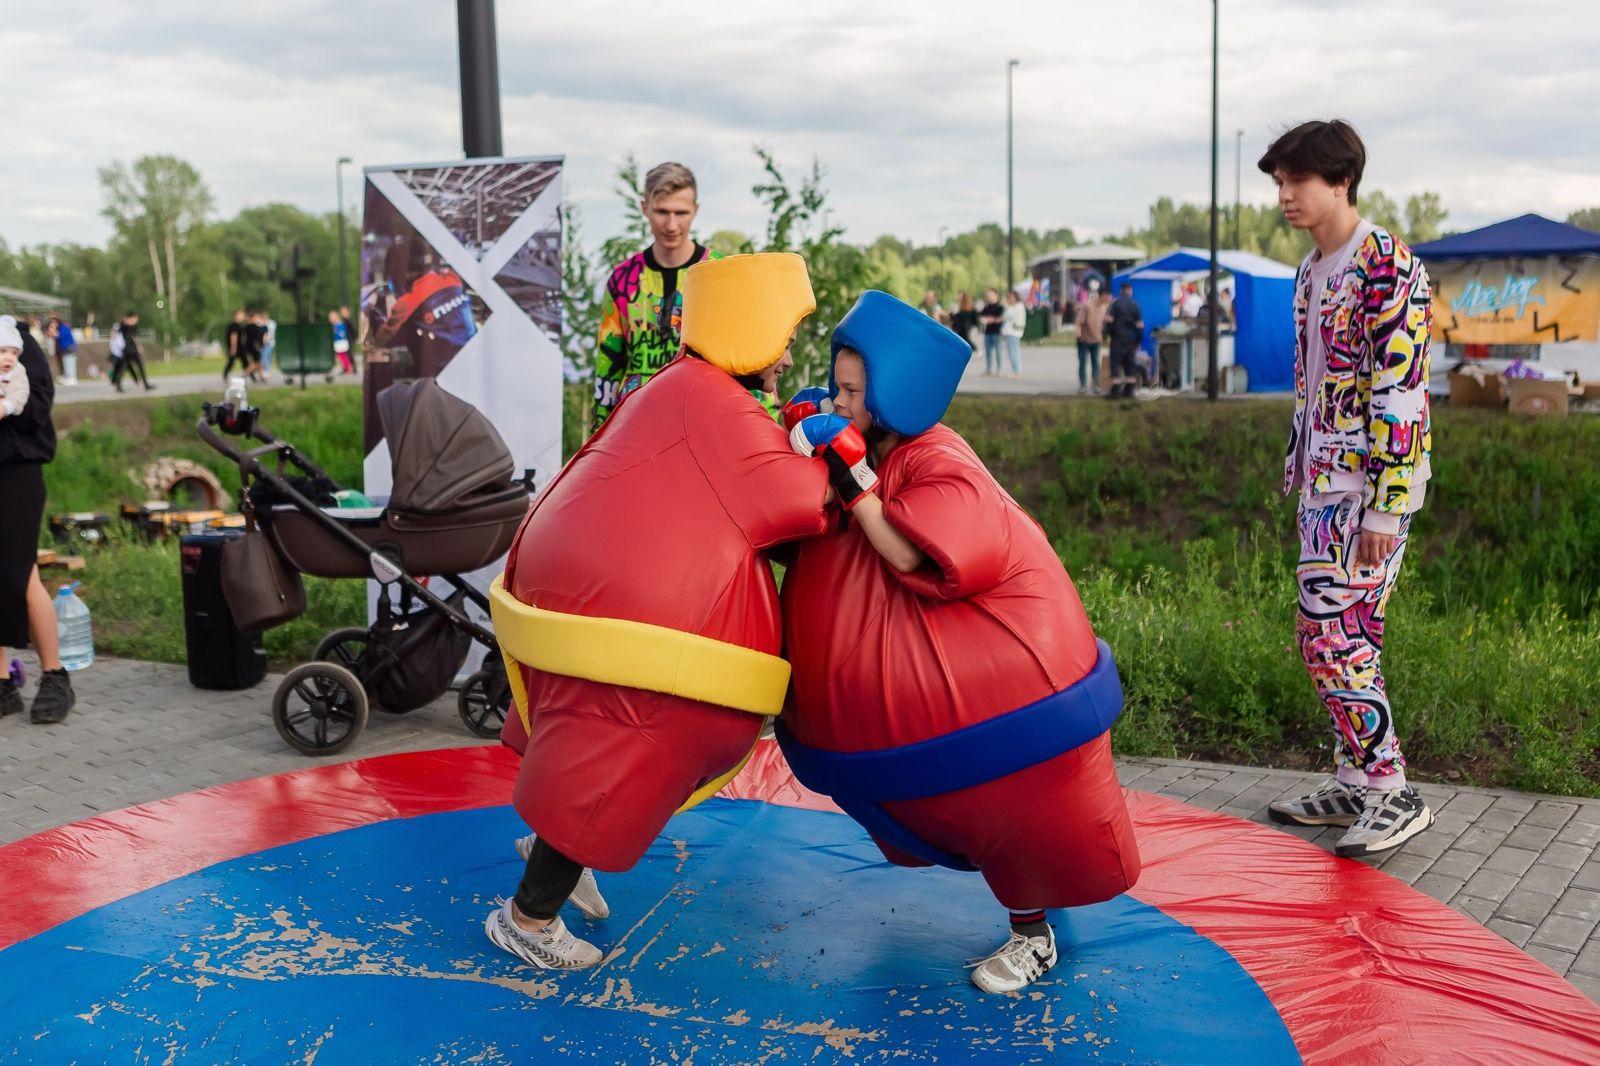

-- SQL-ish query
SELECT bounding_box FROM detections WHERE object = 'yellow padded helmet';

[680,252,816,375]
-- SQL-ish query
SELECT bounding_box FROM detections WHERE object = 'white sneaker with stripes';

[968,926,1057,994]
[484,901,603,971]
[1268,778,1366,827]
[1335,786,1434,857]
[514,834,611,920]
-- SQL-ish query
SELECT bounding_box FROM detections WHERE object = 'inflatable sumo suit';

[777,291,1141,909]
[491,253,830,872]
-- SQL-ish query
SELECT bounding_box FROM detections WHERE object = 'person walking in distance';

[1000,289,1026,377]
[223,310,248,381]
[977,288,1004,376]
[1103,283,1143,399]
[1258,119,1435,858]
[110,312,154,392]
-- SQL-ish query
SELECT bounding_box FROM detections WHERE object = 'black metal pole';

[457,0,503,158]
[1233,130,1243,248]
[1207,2,1221,402]
[1006,59,1018,292]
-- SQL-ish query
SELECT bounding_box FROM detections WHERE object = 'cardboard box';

[1508,377,1569,417]
[1580,380,1600,401]
[1449,368,1505,407]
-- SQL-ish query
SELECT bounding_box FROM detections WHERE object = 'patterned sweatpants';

[1295,494,1413,789]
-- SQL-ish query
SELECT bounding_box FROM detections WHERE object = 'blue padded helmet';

[829,291,972,436]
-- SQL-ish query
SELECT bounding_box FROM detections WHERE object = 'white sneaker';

[968,926,1057,994]
[1267,777,1366,827]
[484,901,603,971]
[514,834,611,920]
[1335,786,1435,857]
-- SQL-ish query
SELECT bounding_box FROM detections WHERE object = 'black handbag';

[220,508,306,633]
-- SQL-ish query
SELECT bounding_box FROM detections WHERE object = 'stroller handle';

[198,402,337,486]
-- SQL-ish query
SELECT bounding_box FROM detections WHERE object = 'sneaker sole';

[1267,807,1359,828]
[484,911,598,971]
[1334,806,1436,858]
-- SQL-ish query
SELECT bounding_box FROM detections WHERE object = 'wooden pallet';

[36,549,86,571]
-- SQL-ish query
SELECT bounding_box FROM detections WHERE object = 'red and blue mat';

[1,744,1597,1063]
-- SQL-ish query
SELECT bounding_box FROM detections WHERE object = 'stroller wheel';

[314,627,371,684]
[458,669,510,739]
[273,662,369,755]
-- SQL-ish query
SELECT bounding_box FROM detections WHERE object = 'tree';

[1568,207,1600,232]
[558,205,603,379]
[98,156,214,345]
[749,147,882,387]
[1404,192,1448,244]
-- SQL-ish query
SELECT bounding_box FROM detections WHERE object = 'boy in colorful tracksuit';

[1258,120,1436,856]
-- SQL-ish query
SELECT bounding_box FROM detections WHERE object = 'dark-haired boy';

[1258,120,1435,857]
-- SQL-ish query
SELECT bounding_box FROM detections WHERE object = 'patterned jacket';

[591,245,718,428]
[1284,226,1432,526]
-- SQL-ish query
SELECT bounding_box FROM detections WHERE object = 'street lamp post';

[1206,2,1221,402]
[1234,129,1244,249]
[1006,59,1019,293]
[457,0,503,158]
[336,156,352,320]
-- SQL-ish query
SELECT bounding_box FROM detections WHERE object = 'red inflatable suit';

[500,355,829,871]
[782,425,1141,909]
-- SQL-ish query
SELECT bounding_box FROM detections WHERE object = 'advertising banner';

[1431,256,1600,345]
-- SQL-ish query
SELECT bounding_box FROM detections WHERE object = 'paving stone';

[1495,890,1561,927]
[1452,894,1498,924]
[1486,917,1535,948]
[1423,851,1486,883]
[1572,939,1600,977]
[1376,851,1434,885]
[1413,873,1466,904]
[1523,943,1577,975]
[1565,970,1600,1005]
[1451,825,1511,856]
[1522,801,1579,830]
[1480,846,1540,878]
[1490,794,1537,814]
[1461,868,1522,904]
[1570,864,1600,893]
[1555,820,1600,850]
[1539,841,1598,873]
[1504,823,1562,851]
[1553,888,1600,924]
[1473,806,1528,833]
[1522,863,1581,898]
[1531,913,1599,953]
[1442,792,1495,820]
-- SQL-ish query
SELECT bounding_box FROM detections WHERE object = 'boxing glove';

[790,413,878,508]
[782,386,831,431]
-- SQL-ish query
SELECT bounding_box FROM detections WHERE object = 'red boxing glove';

[789,413,878,508]
[782,386,831,431]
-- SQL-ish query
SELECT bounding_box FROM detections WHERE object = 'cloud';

[4,0,1600,257]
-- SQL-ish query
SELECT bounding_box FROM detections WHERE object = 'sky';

[4,0,1599,254]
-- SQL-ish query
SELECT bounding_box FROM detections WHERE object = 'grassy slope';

[38,386,1600,795]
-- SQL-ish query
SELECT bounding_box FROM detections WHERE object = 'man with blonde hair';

[591,161,719,428]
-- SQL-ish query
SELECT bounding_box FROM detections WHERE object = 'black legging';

[0,463,45,647]
[513,836,585,921]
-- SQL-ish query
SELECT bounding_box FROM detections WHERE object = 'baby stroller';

[197,378,530,755]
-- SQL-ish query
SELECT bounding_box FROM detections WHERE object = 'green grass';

[33,386,1600,796]
[143,354,227,378]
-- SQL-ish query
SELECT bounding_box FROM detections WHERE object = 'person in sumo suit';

[484,253,853,971]
[777,290,1141,994]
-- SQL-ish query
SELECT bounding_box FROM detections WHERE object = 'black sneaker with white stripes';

[1267,778,1366,827]
[1334,786,1434,857]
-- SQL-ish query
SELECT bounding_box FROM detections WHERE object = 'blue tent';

[1412,213,1600,259]
[1113,249,1297,392]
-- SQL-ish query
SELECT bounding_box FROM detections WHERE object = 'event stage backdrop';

[359,155,564,647]
[1431,255,1600,345]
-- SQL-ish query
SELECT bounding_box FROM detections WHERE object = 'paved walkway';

[52,369,363,406]
[3,653,1597,1000]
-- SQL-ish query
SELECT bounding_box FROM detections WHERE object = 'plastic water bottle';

[55,582,94,672]
[224,375,249,414]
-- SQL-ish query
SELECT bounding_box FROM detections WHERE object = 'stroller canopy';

[377,379,516,514]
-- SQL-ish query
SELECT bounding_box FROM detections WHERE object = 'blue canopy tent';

[1412,213,1600,259]
[1114,249,1297,391]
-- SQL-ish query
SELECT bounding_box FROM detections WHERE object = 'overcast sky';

[4,0,1599,253]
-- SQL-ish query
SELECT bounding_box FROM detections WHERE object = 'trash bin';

[180,530,267,690]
